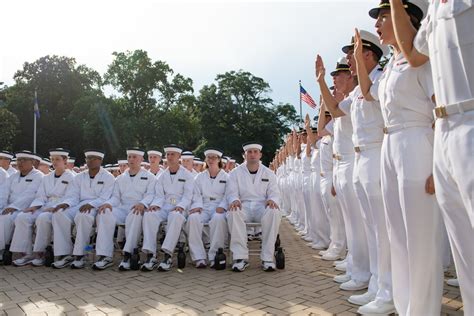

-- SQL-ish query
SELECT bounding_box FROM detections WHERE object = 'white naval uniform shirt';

[320,135,334,175]
[191,169,229,211]
[377,54,435,126]
[4,166,17,177]
[150,166,194,210]
[415,2,474,107]
[3,168,43,210]
[30,170,75,208]
[105,168,156,209]
[345,67,384,147]
[58,167,115,208]
[334,92,356,155]
[226,162,280,208]
[0,168,9,210]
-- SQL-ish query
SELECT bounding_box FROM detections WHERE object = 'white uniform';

[4,166,17,177]
[226,162,281,262]
[377,54,443,316]
[333,93,370,284]
[415,4,474,313]
[301,147,314,238]
[0,168,43,252]
[142,166,194,255]
[10,170,75,254]
[97,168,156,257]
[319,123,346,256]
[345,67,392,303]
[306,141,330,247]
[0,168,9,210]
[52,168,114,256]
[188,169,229,262]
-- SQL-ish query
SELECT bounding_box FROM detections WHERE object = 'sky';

[1,0,378,124]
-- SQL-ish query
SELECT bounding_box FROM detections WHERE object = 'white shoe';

[303,236,313,242]
[52,255,74,269]
[335,261,347,272]
[357,299,396,315]
[311,243,327,250]
[70,257,85,269]
[92,256,114,270]
[319,250,328,256]
[348,291,376,306]
[322,251,344,261]
[232,259,249,272]
[141,255,159,271]
[446,278,459,287]
[333,274,351,284]
[118,259,131,271]
[333,257,347,266]
[157,254,173,271]
[340,279,369,291]
[31,258,45,267]
[13,255,34,267]
[262,261,276,272]
[209,260,215,269]
[195,259,207,269]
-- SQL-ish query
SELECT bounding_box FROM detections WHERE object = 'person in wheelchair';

[141,145,195,271]
[186,148,229,269]
[95,148,156,270]
[226,142,281,272]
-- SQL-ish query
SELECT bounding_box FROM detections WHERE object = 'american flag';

[300,85,317,109]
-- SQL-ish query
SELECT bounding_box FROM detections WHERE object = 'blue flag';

[34,90,40,119]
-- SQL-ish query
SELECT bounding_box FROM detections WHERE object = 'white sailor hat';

[0,150,14,160]
[181,151,195,160]
[242,142,263,152]
[229,157,236,163]
[369,0,427,22]
[193,157,205,165]
[163,144,183,154]
[67,157,76,164]
[204,148,224,158]
[330,57,351,76]
[117,159,128,165]
[49,148,70,157]
[111,164,120,171]
[141,161,150,167]
[147,150,163,157]
[126,147,145,156]
[40,158,52,166]
[84,149,105,159]
[104,164,113,170]
[15,150,42,161]
[222,157,228,164]
[342,30,389,59]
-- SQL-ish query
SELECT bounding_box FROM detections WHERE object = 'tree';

[0,108,19,150]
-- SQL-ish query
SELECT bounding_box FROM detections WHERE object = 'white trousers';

[226,203,281,262]
[10,209,44,254]
[302,174,313,236]
[0,211,20,251]
[433,110,474,316]
[353,146,392,303]
[381,127,443,316]
[123,212,144,254]
[334,154,370,283]
[72,208,97,256]
[320,173,346,254]
[142,208,170,255]
[308,171,330,246]
[161,210,187,255]
[51,206,79,256]
[95,207,127,257]
[33,211,53,253]
[185,209,228,261]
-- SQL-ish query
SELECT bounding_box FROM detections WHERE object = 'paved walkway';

[0,220,463,315]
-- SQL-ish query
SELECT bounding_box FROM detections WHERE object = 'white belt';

[354,142,382,153]
[434,99,474,118]
[383,122,432,134]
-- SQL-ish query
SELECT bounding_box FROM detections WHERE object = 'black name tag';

[219,180,227,183]
[140,177,148,180]
[97,181,104,184]
[178,179,186,182]
[61,181,69,184]
[261,179,269,182]
[25,179,33,182]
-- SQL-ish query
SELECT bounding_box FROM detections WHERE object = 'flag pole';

[298,80,303,126]
[33,89,37,153]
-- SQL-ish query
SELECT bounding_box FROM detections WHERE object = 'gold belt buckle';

[435,106,448,118]
[170,198,177,205]
[354,146,361,153]
[383,127,389,134]
[320,172,324,177]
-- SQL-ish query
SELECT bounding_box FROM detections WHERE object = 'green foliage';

[3,52,297,165]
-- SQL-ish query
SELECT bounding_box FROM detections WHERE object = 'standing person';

[361,1,443,314]
[226,142,281,272]
[0,151,43,264]
[10,148,74,266]
[51,150,115,269]
[96,148,156,270]
[390,0,474,313]
[141,145,194,271]
[316,56,371,291]
[187,148,229,268]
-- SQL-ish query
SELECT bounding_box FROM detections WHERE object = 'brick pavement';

[0,220,463,315]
